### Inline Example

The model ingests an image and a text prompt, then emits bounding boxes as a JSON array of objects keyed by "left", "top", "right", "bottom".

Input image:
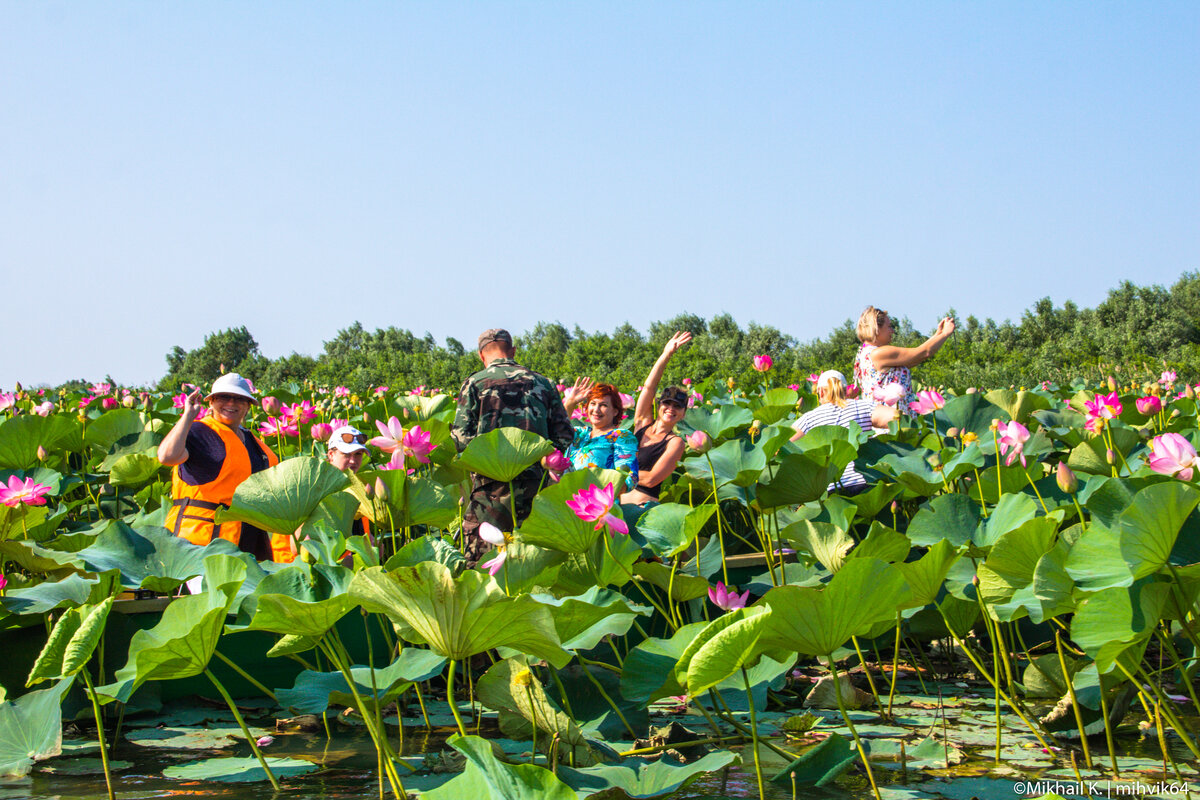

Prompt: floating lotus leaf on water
[
  {"left": 867, "top": 736, "right": 965, "bottom": 770},
  {"left": 423, "top": 735, "right": 577, "bottom": 800},
  {"left": 0, "top": 678, "right": 73, "bottom": 777},
  {"left": 556, "top": 750, "right": 737, "bottom": 798},
  {"left": 350, "top": 562, "right": 572, "bottom": 667},
  {"left": 532, "top": 587, "right": 650, "bottom": 651},
  {"left": 127, "top": 723, "right": 272, "bottom": 749},
  {"left": 37, "top": 757, "right": 132, "bottom": 775},
  {"left": 914, "top": 777, "right": 1022, "bottom": 800},
  {"left": 96, "top": 554, "right": 247, "bottom": 703},
  {"left": 275, "top": 648, "right": 446, "bottom": 715},
  {"left": 456, "top": 428, "right": 555, "bottom": 483},
  {"left": 218, "top": 457, "right": 350, "bottom": 535},
  {"left": 162, "top": 756, "right": 319, "bottom": 782}
]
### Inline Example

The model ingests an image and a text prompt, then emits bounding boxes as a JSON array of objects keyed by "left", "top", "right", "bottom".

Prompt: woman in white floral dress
[{"left": 853, "top": 307, "right": 956, "bottom": 415}]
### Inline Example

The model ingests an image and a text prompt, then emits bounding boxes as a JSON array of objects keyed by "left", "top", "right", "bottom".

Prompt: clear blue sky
[{"left": 3, "top": 2, "right": 1197, "bottom": 388}]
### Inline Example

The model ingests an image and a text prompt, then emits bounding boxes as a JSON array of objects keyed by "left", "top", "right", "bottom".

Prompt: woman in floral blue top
[{"left": 563, "top": 381, "right": 639, "bottom": 490}]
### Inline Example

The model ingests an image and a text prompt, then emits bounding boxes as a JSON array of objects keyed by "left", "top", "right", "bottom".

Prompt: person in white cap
[
  {"left": 326, "top": 424, "right": 368, "bottom": 472},
  {"left": 157, "top": 373, "right": 286, "bottom": 561},
  {"left": 790, "top": 370, "right": 896, "bottom": 496}
]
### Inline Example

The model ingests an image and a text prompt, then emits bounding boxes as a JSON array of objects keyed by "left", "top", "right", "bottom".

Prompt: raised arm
[
  {"left": 870, "top": 317, "right": 956, "bottom": 369},
  {"left": 157, "top": 388, "right": 203, "bottom": 466},
  {"left": 563, "top": 376, "right": 594, "bottom": 414},
  {"left": 634, "top": 331, "right": 692, "bottom": 429}
]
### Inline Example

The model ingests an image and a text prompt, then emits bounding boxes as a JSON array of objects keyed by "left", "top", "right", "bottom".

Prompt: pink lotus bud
[
  {"left": 1136, "top": 396, "right": 1162, "bottom": 415},
  {"left": 1056, "top": 462, "right": 1078, "bottom": 494},
  {"left": 1107, "top": 376, "right": 1117, "bottom": 393},
  {"left": 32, "top": 401, "right": 54, "bottom": 416},
  {"left": 37, "top": 446, "right": 48, "bottom": 461},
  {"left": 682, "top": 378, "right": 692, "bottom": 386},
  {"left": 752, "top": 355, "right": 773, "bottom": 372},
  {"left": 121, "top": 395, "right": 136, "bottom": 408},
  {"left": 256, "top": 736, "right": 274, "bottom": 747},
  {"left": 686, "top": 430, "right": 711, "bottom": 453},
  {"left": 542, "top": 450, "right": 571, "bottom": 472},
  {"left": 261, "top": 396, "right": 282, "bottom": 415},
  {"left": 374, "top": 477, "right": 389, "bottom": 502},
  {"left": 310, "top": 423, "right": 333, "bottom": 442},
  {"left": 844, "top": 383, "right": 860, "bottom": 399},
  {"left": 1106, "top": 448, "right": 1117, "bottom": 465},
  {"left": 945, "top": 427, "right": 960, "bottom": 438},
  {"left": 100, "top": 398, "right": 119, "bottom": 410}
]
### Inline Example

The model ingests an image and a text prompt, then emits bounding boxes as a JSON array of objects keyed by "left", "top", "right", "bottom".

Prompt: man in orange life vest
[{"left": 157, "top": 373, "right": 291, "bottom": 562}]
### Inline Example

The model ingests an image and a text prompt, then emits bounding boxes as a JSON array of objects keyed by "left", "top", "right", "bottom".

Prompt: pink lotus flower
[
  {"left": 259, "top": 417, "right": 299, "bottom": 437},
  {"left": 261, "top": 396, "right": 282, "bottom": 416},
  {"left": 570, "top": 407, "right": 586, "bottom": 420},
  {"left": 1147, "top": 433, "right": 1197, "bottom": 481},
  {"left": 282, "top": 401, "right": 316, "bottom": 425},
  {"left": 997, "top": 420, "right": 1031, "bottom": 467},
  {"left": 681, "top": 378, "right": 692, "bottom": 386},
  {"left": 369, "top": 416, "right": 405, "bottom": 452},
  {"left": 409, "top": 385, "right": 427, "bottom": 396},
  {"left": 688, "top": 391, "right": 703, "bottom": 408},
  {"left": 0, "top": 393, "right": 15, "bottom": 411},
  {"left": 788, "top": 384, "right": 801, "bottom": 391},
  {"left": 477, "top": 522, "right": 509, "bottom": 575},
  {"left": 542, "top": 450, "right": 571, "bottom": 472},
  {"left": 0, "top": 574, "right": 7, "bottom": 591},
  {"left": 329, "top": 417, "right": 349, "bottom": 430},
  {"left": 101, "top": 398, "right": 119, "bottom": 410},
  {"left": 686, "top": 430, "right": 712, "bottom": 453},
  {"left": 873, "top": 384, "right": 906, "bottom": 407},
  {"left": 402, "top": 425, "right": 435, "bottom": 464},
  {"left": 1084, "top": 391, "right": 1123, "bottom": 420},
  {"left": 33, "top": 401, "right": 54, "bottom": 416},
  {"left": 373, "top": 386, "right": 390, "bottom": 396},
  {"left": 78, "top": 396, "right": 95, "bottom": 409},
  {"left": 1136, "top": 396, "right": 1162, "bottom": 415},
  {"left": 90, "top": 382, "right": 112, "bottom": 395},
  {"left": 566, "top": 483, "right": 628, "bottom": 536},
  {"left": 752, "top": 355, "right": 773, "bottom": 372},
  {"left": 1084, "top": 414, "right": 1105, "bottom": 435},
  {"left": 845, "top": 383, "right": 860, "bottom": 399},
  {"left": 1161, "top": 370, "right": 1177, "bottom": 386},
  {"left": 1056, "top": 462, "right": 1078, "bottom": 494},
  {"left": 619, "top": 392, "right": 634, "bottom": 408},
  {"left": 908, "top": 390, "right": 946, "bottom": 416},
  {"left": 311, "top": 423, "right": 333, "bottom": 442},
  {"left": 808, "top": 373, "right": 820, "bottom": 385},
  {"left": 0, "top": 475, "right": 52, "bottom": 507},
  {"left": 378, "top": 451, "right": 415, "bottom": 473},
  {"left": 334, "top": 386, "right": 350, "bottom": 399},
  {"left": 708, "top": 581, "right": 749, "bottom": 611}
]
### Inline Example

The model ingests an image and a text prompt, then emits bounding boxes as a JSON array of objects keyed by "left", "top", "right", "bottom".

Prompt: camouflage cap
[
  {"left": 659, "top": 387, "right": 688, "bottom": 407},
  {"left": 477, "top": 328, "right": 514, "bottom": 350}
]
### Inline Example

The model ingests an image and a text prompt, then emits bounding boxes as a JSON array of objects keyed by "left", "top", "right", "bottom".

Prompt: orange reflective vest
[{"left": 165, "top": 417, "right": 294, "bottom": 563}]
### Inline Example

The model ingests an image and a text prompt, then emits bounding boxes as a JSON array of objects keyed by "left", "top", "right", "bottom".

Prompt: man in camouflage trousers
[{"left": 452, "top": 328, "right": 575, "bottom": 563}]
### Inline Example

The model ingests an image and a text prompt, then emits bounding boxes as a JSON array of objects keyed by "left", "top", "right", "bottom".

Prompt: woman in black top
[{"left": 621, "top": 331, "right": 691, "bottom": 506}]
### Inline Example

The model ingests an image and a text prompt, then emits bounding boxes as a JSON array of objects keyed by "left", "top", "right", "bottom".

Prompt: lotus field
[{"left": 1, "top": 372, "right": 1199, "bottom": 800}]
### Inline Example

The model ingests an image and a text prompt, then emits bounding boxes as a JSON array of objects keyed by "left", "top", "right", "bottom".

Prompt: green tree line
[{"left": 156, "top": 272, "right": 1200, "bottom": 394}]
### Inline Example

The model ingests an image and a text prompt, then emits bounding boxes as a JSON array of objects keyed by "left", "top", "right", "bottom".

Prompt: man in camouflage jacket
[{"left": 452, "top": 328, "right": 575, "bottom": 563}]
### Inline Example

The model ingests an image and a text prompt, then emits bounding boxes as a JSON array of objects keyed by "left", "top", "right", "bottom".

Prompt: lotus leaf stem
[
  {"left": 850, "top": 635, "right": 883, "bottom": 713},
  {"left": 828, "top": 656, "right": 882, "bottom": 800},
  {"left": 214, "top": 649, "right": 277, "bottom": 701},
  {"left": 577, "top": 658, "right": 636, "bottom": 739},
  {"left": 1118, "top": 661, "right": 1200, "bottom": 760},
  {"left": 702, "top": 451, "right": 729, "bottom": 585},
  {"left": 80, "top": 668, "right": 115, "bottom": 800},
  {"left": 1154, "top": 700, "right": 1188, "bottom": 785},
  {"left": 740, "top": 667, "right": 766, "bottom": 800},
  {"left": 1054, "top": 631, "right": 1092, "bottom": 768},
  {"left": 1154, "top": 627, "right": 1200, "bottom": 717},
  {"left": 446, "top": 659, "right": 469, "bottom": 738},
  {"left": 204, "top": 667, "right": 280, "bottom": 792},
  {"left": 618, "top": 734, "right": 742, "bottom": 757},
  {"left": 886, "top": 612, "right": 902, "bottom": 719}
]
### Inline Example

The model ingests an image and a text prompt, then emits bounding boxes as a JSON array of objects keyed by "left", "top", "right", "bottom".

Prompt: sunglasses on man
[{"left": 340, "top": 432, "right": 367, "bottom": 445}]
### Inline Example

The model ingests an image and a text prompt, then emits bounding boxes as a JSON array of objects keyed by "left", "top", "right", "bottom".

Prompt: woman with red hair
[{"left": 563, "top": 380, "right": 639, "bottom": 490}]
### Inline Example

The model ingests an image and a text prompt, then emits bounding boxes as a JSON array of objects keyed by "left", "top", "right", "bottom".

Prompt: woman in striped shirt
[{"left": 791, "top": 370, "right": 896, "bottom": 495}]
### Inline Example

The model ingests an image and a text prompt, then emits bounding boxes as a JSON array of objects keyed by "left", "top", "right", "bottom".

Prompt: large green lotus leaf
[
  {"left": 551, "top": 531, "right": 640, "bottom": 594},
  {"left": 486, "top": 536, "right": 568, "bottom": 595},
  {"left": 976, "top": 517, "right": 1058, "bottom": 608},
  {"left": 782, "top": 519, "right": 853, "bottom": 572},
  {"left": 424, "top": 734, "right": 577, "bottom": 800},
  {"left": 378, "top": 392, "right": 455, "bottom": 423},
  {"left": 771, "top": 731, "right": 857, "bottom": 787},
  {"left": 42, "top": 414, "right": 84, "bottom": 453},
  {"left": 0, "top": 415, "right": 50, "bottom": 470},
  {"left": 557, "top": 750, "right": 737, "bottom": 798},
  {"left": 456, "top": 428, "right": 555, "bottom": 483},
  {"left": 96, "top": 554, "right": 247, "bottom": 703},
  {"left": 275, "top": 648, "right": 446, "bottom": 714},
  {"left": 847, "top": 522, "right": 910, "bottom": 565},
  {"left": 28, "top": 597, "right": 114, "bottom": 685},
  {"left": 966, "top": 462, "right": 1048, "bottom": 505},
  {"left": 972, "top": 491, "right": 1039, "bottom": 548},
  {"left": 0, "top": 573, "right": 115, "bottom": 615},
  {"left": 1079, "top": 476, "right": 1150, "bottom": 527},
  {"left": 755, "top": 451, "right": 835, "bottom": 508},
  {"left": 620, "top": 622, "right": 705, "bottom": 703},
  {"left": 384, "top": 533, "right": 466, "bottom": 575},
  {"left": 0, "top": 678, "right": 74, "bottom": 777},
  {"left": 298, "top": 491, "right": 358, "bottom": 544},
  {"left": 475, "top": 658, "right": 596, "bottom": 766},
  {"left": 107, "top": 454, "right": 163, "bottom": 487},
  {"left": 84, "top": 409, "right": 148, "bottom": 453},
  {"left": 520, "top": 469, "right": 619, "bottom": 554},
  {"left": 685, "top": 607, "right": 774, "bottom": 697},
  {"left": 906, "top": 493, "right": 981, "bottom": 548},
  {"left": 844, "top": 481, "right": 903, "bottom": 522},
  {"left": 942, "top": 443, "right": 988, "bottom": 483},
  {"left": 380, "top": 475, "right": 459, "bottom": 528},
  {"left": 939, "top": 393, "right": 1008, "bottom": 438},
  {"left": 1115, "top": 480, "right": 1200, "bottom": 579},
  {"left": 532, "top": 587, "right": 651, "bottom": 651},
  {"left": 1029, "top": 541, "right": 1077, "bottom": 623},
  {"left": 631, "top": 561, "right": 711, "bottom": 602},
  {"left": 752, "top": 389, "right": 800, "bottom": 426},
  {"left": 1071, "top": 580, "right": 1170, "bottom": 674},
  {"left": 1064, "top": 521, "right": 1135, "bottom": 591},
  {"left": 673, "top": 607, "right": 760, "bottom": 689},
  {"left": 99, "top": 430, "right": 162, "bottom": 469},
  {"left": 985, "top": 389, "right": 1051, "bottom": 424},
  {"left": 682, "top": 404, "right": 755, "bottom": 439},
  {"left": 350, "top": 563, "right": 571, "bottom": 668},
  {"left": 633, "top": 502, "right": 716, "bottom": 558},
  {"left": 229, "top": 586, "right": 356, "bottom": 639},
  {"left": 762, "top": 558, "right": 909, "bottom": 656},
  {"left": 218, "top": 457, "right": 350, "bottom": 535},
  {"left": 682, "top": 438, "right": 766, "bottom": 488},
  {"left": 75, "top": 521, "right": 245, "bottom": 593},
  {"left": 897, "top": 540, "right": 960, "bottom": 609},
  {"left": 871, "top": 449, "right": 945, "bottom": 496},
  {"left": 162, "top": 757, "right": 318, "bottom": 783},
  {"left": 1067, "top": 427, "right": 1141, "bottom": 475}
]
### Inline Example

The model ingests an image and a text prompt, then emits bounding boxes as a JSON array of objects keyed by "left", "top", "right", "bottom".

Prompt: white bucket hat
[
  {"left": 328, "top": 425, "right": 368, "bottom": 454},
  {"left": 817, "top": 370, "right": 847, "bottom": 390},
  {"left": 204, "top": 373, "right": 256, "bottom": 402}
]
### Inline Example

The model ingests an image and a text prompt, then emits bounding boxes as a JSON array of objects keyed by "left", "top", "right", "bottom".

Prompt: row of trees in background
[{"left": 151, "top": 273, "right": 1200, "bottom": 394}]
